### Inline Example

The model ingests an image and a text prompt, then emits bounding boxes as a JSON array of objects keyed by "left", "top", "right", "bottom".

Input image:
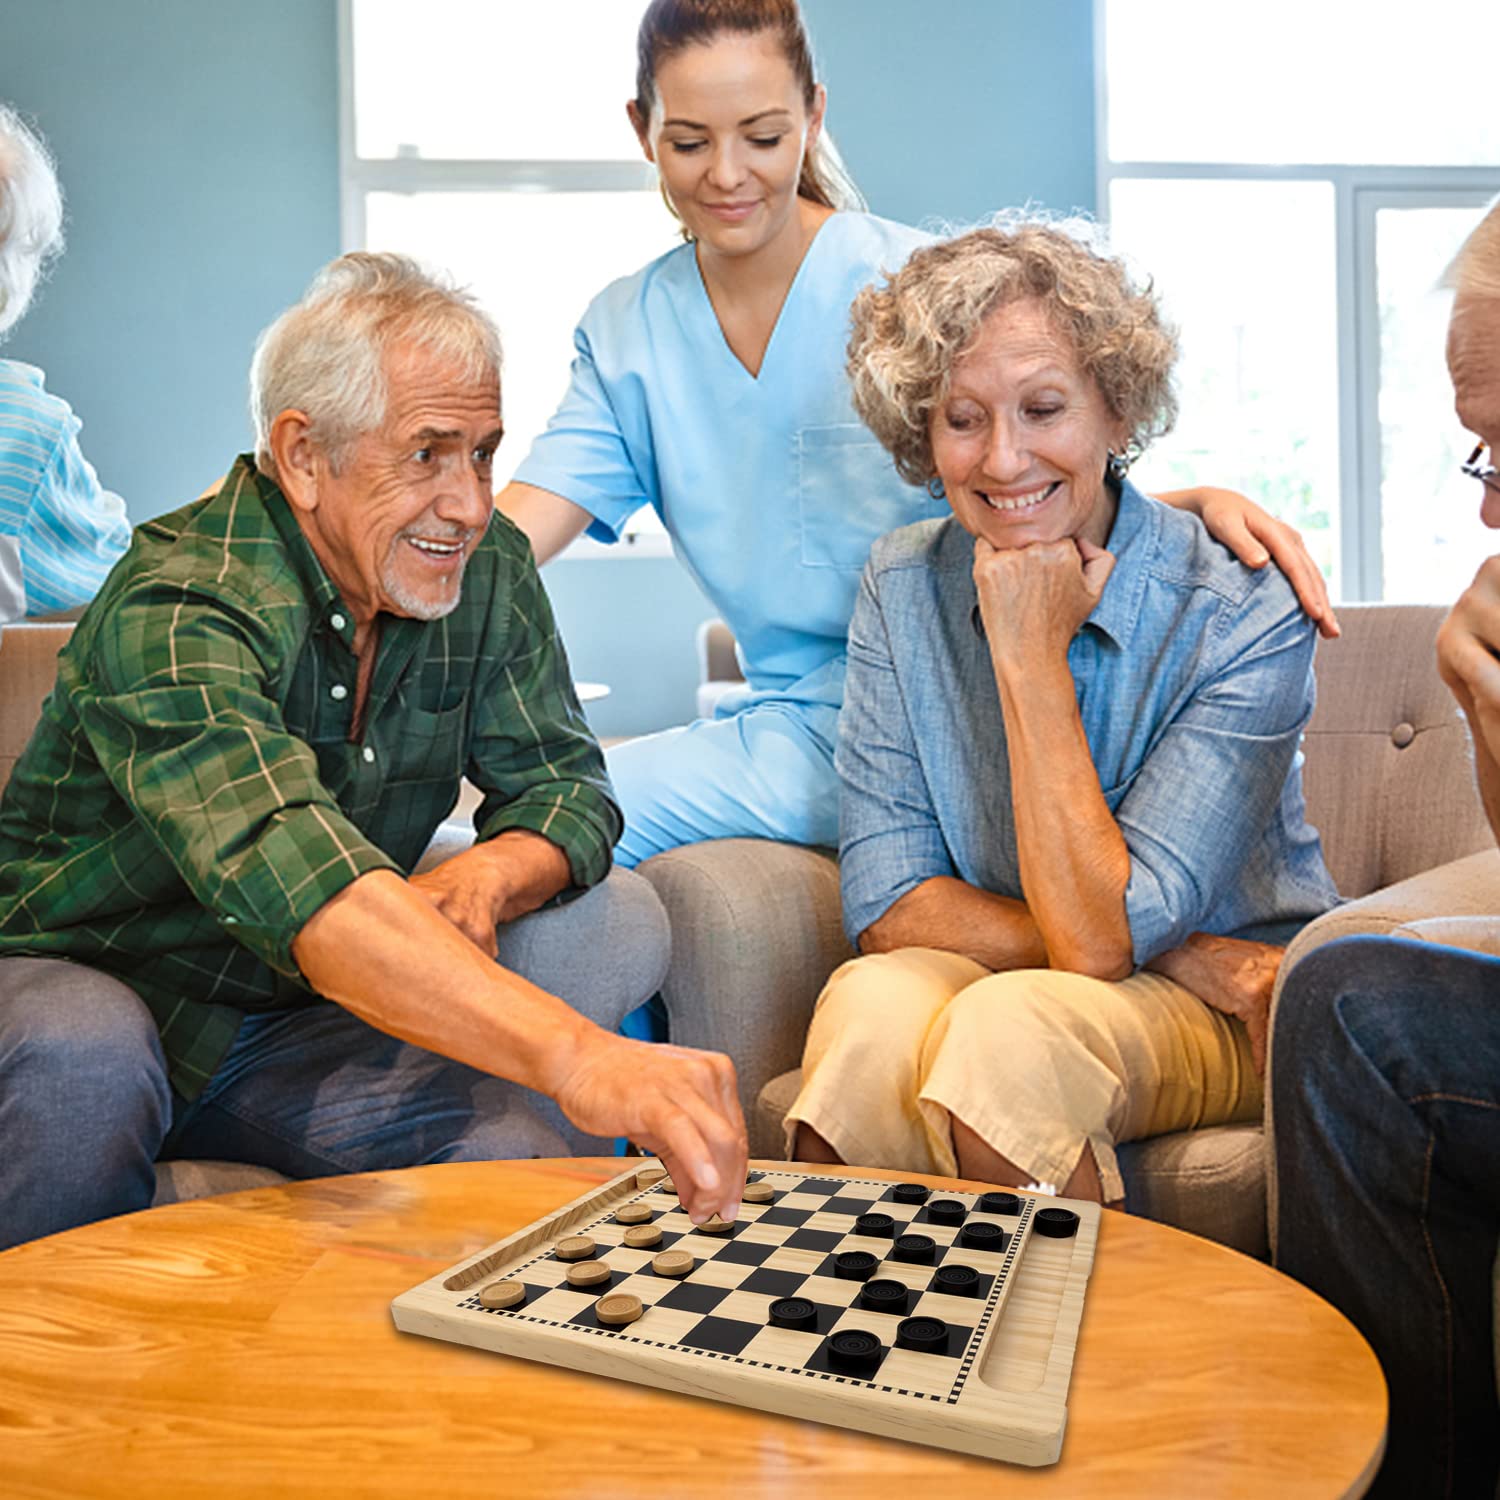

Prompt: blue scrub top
[{"left": 513, "top": 211, "right": 945, "bottom": 718}]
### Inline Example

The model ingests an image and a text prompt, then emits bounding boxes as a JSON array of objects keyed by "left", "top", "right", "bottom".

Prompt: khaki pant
[{"left": 784, "top": 947, "right": 1261, "bottom": 1205}]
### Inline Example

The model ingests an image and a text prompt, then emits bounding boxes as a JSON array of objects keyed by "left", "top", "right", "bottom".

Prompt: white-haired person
[
  {"left": 499, "top": 0, "right": 1338, "bottom": 873},
  {"left": 1274, "top": 198, "right": 1500, "bottom": 1500},
  {"left": 0, "top": 103, "right": 129, "bottom": 623},
  {"left": 0, "top": 252, "right": 747, "bottom": 1250},
  {"left": 784, "top": 219, "right": 1340, "bottom": 1210}
]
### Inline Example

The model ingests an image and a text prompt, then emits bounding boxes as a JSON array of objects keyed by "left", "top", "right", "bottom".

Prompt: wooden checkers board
[{"left": 391, "top": 1164, "right": 1100, "bottom": 1465}]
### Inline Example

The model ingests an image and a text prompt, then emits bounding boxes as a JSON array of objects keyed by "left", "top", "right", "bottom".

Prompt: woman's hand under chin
[{"left": 972, "top": 533, "right": 1116, "bottom": 664}]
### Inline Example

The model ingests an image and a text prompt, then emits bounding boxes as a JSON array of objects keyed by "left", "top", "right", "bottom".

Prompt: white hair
[
  {"left": 1442, "top": 195, "right": 1500, "bottom": 301},
  {"left": 0, "top": 103, "right": 65, "bottom": 340},
  {"left": 249, "top": 252, "right": 503, "bottom": 477}
]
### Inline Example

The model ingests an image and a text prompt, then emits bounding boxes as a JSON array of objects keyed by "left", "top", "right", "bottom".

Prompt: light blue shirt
[
  {"left": 837, "top": 480, "right": 1341, "bottom": 961},
  {"left": 0, "top": 360, "right": 130, "bottom": 623},
  {"left": 513, "top": 212, "right": 946, "bottom": 742}
]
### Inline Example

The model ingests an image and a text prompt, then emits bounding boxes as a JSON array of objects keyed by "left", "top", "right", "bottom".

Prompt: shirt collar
[
  {"left": 233, "top": 454, "right": 357, "bottom": 649},
  {"left": 960, "top": 477, "right": 1156, "bottom": 650},
  {"left": 1083, "top": 477, "right": 1155, "bottom": 650}
]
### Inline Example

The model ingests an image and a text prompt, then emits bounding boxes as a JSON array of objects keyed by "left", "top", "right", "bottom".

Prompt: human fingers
[
  {"left": 1246, "top": 513, "right": 1339, "bottom": 638},
  {"left": 632, "top": 1050, "right": 745, "bottom": 1221},
  {"left": 1440, "top": 628, "right": 1500, "bottom": 712},
  {"left": 1075, "top": 537, "right": 1116, "bottom": 597},
  {"left": 409, "top": 870, "right": 500, "bottom": 958}
]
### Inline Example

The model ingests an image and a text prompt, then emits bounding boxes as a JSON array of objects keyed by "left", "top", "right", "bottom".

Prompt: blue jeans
[
  {"left": 1273, "top": 936, "right": 1500, "bottom": 1500},
  {"left": 0, "top": 869, "right": 668, "bottom": 1251}
]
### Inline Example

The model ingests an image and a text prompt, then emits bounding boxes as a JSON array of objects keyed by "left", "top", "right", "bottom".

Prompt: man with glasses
[{"left": 1273, "top": 199, "right": 1500, "bottom": 1500}]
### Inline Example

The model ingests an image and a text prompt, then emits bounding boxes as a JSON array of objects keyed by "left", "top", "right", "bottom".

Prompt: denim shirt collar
[{"left": 959, "top": 476, "right": 1156, "bottom": 651}]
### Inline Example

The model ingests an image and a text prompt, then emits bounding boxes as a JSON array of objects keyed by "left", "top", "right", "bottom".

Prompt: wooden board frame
[{"left": 392, "top": 1164, "right": 1100, "bottom": 1466}]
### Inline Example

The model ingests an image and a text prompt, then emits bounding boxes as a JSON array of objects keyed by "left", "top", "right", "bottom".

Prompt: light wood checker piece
[
  {"left": 0, "top": 1158, "right": 1386, "bottom": 1498},
  {"left": 395, "top": 1164, "right": 1098, "bottom": 1464}
]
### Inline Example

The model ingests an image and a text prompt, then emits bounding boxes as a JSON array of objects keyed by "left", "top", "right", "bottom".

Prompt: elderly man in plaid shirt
[{"left": 0, "top": 254, "right": 747, "bottom": 1248}]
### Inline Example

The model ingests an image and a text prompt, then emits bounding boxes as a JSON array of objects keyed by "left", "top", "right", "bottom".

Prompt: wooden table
[{"left": 0, "top": 1158, "right": 1385, "bottom": 1499}]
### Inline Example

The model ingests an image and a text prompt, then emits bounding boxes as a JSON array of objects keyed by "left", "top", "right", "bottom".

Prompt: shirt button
[
  {"left": 331, "top": 613, "right": 346, "bottom": 631},
  {"left": 1391, "top": 721, "right": 1416, "bottom": 749},
  {"left": 362, "top": 746, "right": 376, "bottom": 764},
  {"left": 330, "top": 684, "right": 348, "bottom": 701}
]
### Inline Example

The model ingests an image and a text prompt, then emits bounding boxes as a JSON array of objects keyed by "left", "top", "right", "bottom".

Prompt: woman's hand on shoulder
[
  {"left": 972, "top": 534, "right": 1114, "bottom": 664},
  {"left": 1158, "top": 486, "right": 1339, "bottom": 640}
]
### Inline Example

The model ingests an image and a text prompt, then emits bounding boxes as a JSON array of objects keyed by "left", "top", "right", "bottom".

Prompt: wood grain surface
[{"left": 0, "top": 1158, "right": 1386, "bottom": 1499}]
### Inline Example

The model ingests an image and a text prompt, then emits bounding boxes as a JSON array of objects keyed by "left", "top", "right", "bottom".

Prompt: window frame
[
  {"left": 336, "top": 0, "right": 673, "bottom": 560},
  {"left": 1092, "top": 0, "right": 1500, "bottom": 600}
]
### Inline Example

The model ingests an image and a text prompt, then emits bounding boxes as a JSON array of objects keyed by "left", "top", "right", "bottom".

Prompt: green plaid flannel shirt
[{"left": 0, "top": 457, "right": 620, "bottom": 1100}]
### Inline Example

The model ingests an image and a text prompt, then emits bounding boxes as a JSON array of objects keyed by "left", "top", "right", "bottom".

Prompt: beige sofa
[
  {"left": 638, "top": 604, "right": 1500, "bottom": 1259},
  {"left": 1, "top": 622, "right": 289, "bottom": 1204}
]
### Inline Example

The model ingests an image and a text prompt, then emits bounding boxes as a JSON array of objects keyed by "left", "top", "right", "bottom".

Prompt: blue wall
[
  {"left": 2, "top": 0, "right": 1095, "bottom": 738},
  {"left": 804, "top": 0, "right": 1097, "bottom": 228},
  {"left": 0, "top": 0, "right": 340, "bottom": 515}
]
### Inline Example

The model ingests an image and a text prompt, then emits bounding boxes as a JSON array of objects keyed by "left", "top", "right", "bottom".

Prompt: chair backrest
[
  {"left": 1303, "top": 603, "right": 1491, "bottom": 898},
  {"left": 0, "top": 622, "right": 70, "bottom": 797}
]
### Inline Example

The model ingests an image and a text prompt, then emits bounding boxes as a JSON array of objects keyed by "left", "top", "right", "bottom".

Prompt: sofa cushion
[{"left": 151, "top": 1159, "right": 288, "bottom": 1206}]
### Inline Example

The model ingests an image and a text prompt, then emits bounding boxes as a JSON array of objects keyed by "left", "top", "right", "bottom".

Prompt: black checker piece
[
  {"left": 958, "top": 1221, "right": 1008, "bottom": 1253},
  {"left": 740, "top": 1267, "right": 812, "bottom": 1299},
  {"left": 891, "top": 1232, "right": 936, "bottom": 1264},
  {"left": 1035, "top": 1206, "right": 1081, "bottom": 1237},
  {"left": 832, "top": 1250, "right": 880, "bottom": 1281},
  {"left": 980, "top": 1191, "right": 1022, "bottom": 1215},
  {"left": 768, "top": 1297, "right": 818, "bottom": 1331},
  {"left": 924, "top": 1198, "right": 966, "bottom": 1226},
  {"left": 852, "top": 1212, "right": 896, "bottom": 1239},
  {"left": 928, "top": 1265, "right": 995, "bottom": 1301},
  {"left": 859, "top": 1278, "right": 910, "bottom": 1316},
  {"left": 657, "top": 1280, "right": 732, "bottom": 1315},
  {"left": 896, "top": 1316, "right": 953, "bottom": 1355},
  {"left": 808, "top": 1328, "right": 889, "bottom": 1379},
  {"left": 889, "top": 1183, "right": 930, "bottom": 1205},
  {"left": 679, "top": 1315, "right": 762, "bottom": 1356}
]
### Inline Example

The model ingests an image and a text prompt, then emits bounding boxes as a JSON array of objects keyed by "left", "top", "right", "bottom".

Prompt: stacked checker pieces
[{"left": 447, "top": 1166, "right": 1079, "bottom": 1403}]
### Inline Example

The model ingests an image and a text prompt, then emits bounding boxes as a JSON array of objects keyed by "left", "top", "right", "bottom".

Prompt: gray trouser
[{"left": 0, "top": 869, "right": 668, "bottom": 1251}]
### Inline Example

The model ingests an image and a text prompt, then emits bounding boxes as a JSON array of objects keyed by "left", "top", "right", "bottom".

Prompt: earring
[
  {"left": 1106, "top": 450, "right": 1133, "bottom": 481},
  {"left": 926, "top": 476, "right": 946, "bottom": 501}
]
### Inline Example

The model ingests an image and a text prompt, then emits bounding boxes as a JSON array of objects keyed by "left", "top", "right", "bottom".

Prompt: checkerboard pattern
[{"left": 456, "top": 1171, "right": 1032, "bottom": 1402}]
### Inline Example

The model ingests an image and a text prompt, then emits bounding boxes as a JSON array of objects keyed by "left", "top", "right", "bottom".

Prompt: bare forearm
[
  {"left": 994, "top": 657, "right": 1133, "bottom": 977},
  {"left": 496, "top": 481, "right": 592, "bottom": 565},
  {"left": 859, "top": 876, "right": 1047, "bottom": 971},
  {"left": 292, "top": 869, "right": 592, "bottom": 1093}
]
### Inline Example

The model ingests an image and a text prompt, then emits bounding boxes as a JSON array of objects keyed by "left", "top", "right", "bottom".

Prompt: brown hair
[
  {"left": 848, "top": 215, "right": 1179, "bottom": 486},
  {"left": 634, "top": 0, "right": 863, "bottom": 217}
]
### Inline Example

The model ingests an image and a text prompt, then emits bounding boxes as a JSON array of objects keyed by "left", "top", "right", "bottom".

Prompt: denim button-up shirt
[{"left": 836, "top": 480, "right": 1340, "bottom": 963}]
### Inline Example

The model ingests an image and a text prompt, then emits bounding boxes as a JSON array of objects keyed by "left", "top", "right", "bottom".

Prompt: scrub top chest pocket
[{"left": 797, "top": 423, "right": 943, "bottom": 571}]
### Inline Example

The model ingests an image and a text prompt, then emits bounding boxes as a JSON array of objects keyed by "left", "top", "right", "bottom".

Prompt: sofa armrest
[
  {"left": 1276, "top": 848, "right": 1500, "bottom": 987},
  {"left": 637, "top": 839, "right": 852, "bottom": 1156},
  {"left": 1266, "top": 846, "right": 1500, "bottom": 1247}
]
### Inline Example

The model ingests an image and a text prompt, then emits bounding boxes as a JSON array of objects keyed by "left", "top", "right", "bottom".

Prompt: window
[
  {"left": 1098, "top": 0, "right": 1500, "bottom": 601},
  {"left": 341, "top": 0, "right": 676, "bottom": 553}
]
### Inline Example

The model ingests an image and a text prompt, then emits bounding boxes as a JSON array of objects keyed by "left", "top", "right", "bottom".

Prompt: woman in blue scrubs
[{"left": 499, "top": 0, "right": 1335, "bottom": 868}]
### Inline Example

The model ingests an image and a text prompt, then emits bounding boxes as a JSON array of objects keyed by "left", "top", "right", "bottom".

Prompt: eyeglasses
[{"left": 1462, "top": 442, "right": 1500, "bottom": 495}]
